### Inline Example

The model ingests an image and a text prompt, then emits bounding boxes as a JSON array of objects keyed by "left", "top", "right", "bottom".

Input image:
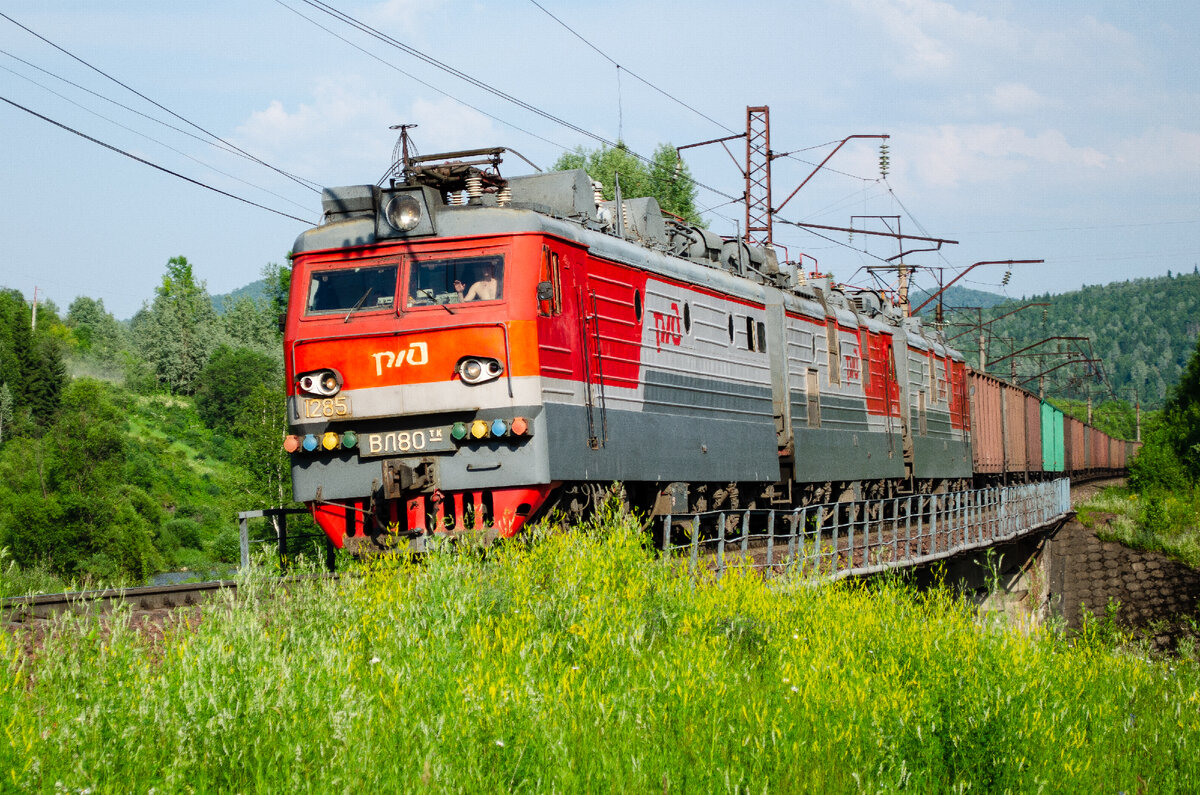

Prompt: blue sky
[{"left": 2, "top": 0, "right": 1197, "bottom": 319}]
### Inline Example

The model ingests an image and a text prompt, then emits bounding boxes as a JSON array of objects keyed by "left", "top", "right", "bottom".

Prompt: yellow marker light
[
  {"left": 471, "top": 420, "right": 489, "bottom": 439},
  {"left": 322, "top": 432, "right": 340, "bottom": 450}
]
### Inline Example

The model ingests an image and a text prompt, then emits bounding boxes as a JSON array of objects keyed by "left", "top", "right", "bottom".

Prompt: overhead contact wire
[
  {"left": 0, "top": 61, "right": 314, "bottom": 214},
  {"left": 271, "top": 0, "right": 570, "bottom": 153},
  {"left": 526, "top": 0, "right": 737, "bottom": 136},
  {"left": 0, "top": 94, "right": 312, "bottom": 224},
  {"left": 0, "top": 10, "right": 323, "bottom": 194}
]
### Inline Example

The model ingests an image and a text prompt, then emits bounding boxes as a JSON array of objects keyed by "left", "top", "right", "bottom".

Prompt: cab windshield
[
  {"left": 407, "top": 255, "right": 504, "bottom": 308},
  {"left": 306, "top": 265, "right": 397, "bottom": 314}
]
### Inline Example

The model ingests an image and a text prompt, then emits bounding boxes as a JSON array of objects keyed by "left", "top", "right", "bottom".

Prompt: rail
[{"left": 656, "top": 478, "right": 1071, "bottom": 580}]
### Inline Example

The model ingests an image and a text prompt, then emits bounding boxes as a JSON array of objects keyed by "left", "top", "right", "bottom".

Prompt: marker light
[
  {"left": 510, "top": 417, "right": 529, "bottom": 436},
  {"left": 471, "top": 420, "right": 489, "bottom": 439},
  {"left": 490, "top": 418, "right": 508, "bottom": 437},
  {"left": 302, "top": 434, "right": 319, "bottom": 452},
  {"left": 384, "top": 193, "right": 422, "bottom": 232},
  {"left": 284, "top": 435, "right": 301, "bottom": 453},
  {"left": 341, "top": 431, "right": 358, "bottom": 449},
  {"left": 451, "top": 421, "right": 468, "bottom": 441},
  {"left": 322, "top": 432, "right": 340, "bottom": 451}
]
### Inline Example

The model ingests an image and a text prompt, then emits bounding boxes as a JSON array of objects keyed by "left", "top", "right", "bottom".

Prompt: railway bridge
[{"left": 654, "top": 478, "right": 1080, "bottom": 622}]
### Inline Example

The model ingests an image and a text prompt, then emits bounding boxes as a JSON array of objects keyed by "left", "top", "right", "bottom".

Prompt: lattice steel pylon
[{"left": 745, "top": 106, "right": 772, "bottom": 246}]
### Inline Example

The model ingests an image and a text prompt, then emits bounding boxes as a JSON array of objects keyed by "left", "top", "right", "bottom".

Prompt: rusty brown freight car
[
  {"left": 969, "top": 371, "right": 1005, "bottom": 473},
  {"left": 1064, "top": 415, "right": 1086, "bottom": 475},
  {"left": 1024, "top": 392, "right": 1043, "bottom": 472},
  {"left": 1004, "top": 385, "right": 1028, "bottom": 472}
]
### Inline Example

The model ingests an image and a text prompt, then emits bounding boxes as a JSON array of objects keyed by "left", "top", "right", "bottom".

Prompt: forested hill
[{"left": 937, "top": 270, "right": 1199, "bottom": 409}]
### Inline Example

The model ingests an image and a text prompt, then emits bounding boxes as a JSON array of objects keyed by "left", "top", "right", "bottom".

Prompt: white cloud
[
  {"left": 989, "top": 82, "right": 1048, "bottom": 115},
  {"left": 1110, "top": 126, "right": 1200, "bottom": 175},
  {"left": 898, "top": 124, "right": 1110, "bottom": 188},
  {"left": 840, "top": 0, "right": 1017, "bottom": 76},
  {"left": 234, "top": 78, "right": 501, "bottom": 185}
]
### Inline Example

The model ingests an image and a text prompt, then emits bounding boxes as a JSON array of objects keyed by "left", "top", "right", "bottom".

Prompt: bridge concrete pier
[{"left": 904, "top": 521, "right": 1061, "bottom": 626}]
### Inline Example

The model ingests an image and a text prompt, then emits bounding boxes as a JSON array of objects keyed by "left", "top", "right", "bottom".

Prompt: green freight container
[{"left": 1041, "top": 402, "right": 1065, "bottom": 472}]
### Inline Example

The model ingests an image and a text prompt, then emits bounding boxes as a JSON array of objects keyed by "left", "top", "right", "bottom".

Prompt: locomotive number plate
[
  {"left": 303, "top": 396, "right": 351, "bottom": 419},
  {"left": 359, "top": 427, "right": 454, "bottom": 457}
]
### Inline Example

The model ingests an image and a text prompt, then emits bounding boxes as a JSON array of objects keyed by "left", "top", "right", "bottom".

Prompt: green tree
[
  {"left": 66, "top": 296, "right": 125, "bottom": 360},
  {"left": 1163, "top": 331, "right": 1200, "bottom": 481},
  {"left": 217, "top": 296, "right": 284, "bottom": 366},
  {"left": 263, "top": 260, "right": 292, "bottom": 321},
  {"left": 0, "top": 383, "right": 12, "bottom": 443},
  {"left": 194, "top": 345, "right": 279, "bottom": 432},
  {"left": 552, "top": 142, "right": 703, "bottom": 225},
  {"left": 134, "top": 256, "right": 217, "bottom": 394},
  {"left": 0, "top": 379, "right": 160, "bottom": 580},
  {"left": 234, "top": 382, "right": 291, "bottom": 505},
  {"left": 0, "top": 288, "right": 66, "bottom": 428}
]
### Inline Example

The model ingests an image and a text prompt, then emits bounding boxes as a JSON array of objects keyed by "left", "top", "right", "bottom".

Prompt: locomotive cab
[{"left": 285, "top": 165, "right": 562, "bottom": 548}]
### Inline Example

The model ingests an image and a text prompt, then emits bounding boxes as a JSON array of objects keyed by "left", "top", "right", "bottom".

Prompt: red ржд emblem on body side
[{"left": 652, "top": 302, "right": 682, "bottom": 352}]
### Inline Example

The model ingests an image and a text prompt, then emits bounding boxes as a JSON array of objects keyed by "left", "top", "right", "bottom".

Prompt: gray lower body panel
[
  {"left": 912, "top": 436, "right": 973, "bottom": 479},
  {"left": 543, "top": 402, "right": 781, "bottom": 483},
  {"left": 792, "top": 427, "right": 905, "bottom": 482}
]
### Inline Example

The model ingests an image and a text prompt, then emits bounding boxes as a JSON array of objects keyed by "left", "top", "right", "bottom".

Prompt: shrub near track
[{"left": 3, "top": 511, "right": 1200, "bottom": 792}]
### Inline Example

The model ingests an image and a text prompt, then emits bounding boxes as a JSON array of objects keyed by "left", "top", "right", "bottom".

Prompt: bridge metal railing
[
  {"left": 237, "top": 508, "right": 333, "bottom": 571},
  {"left": 656, "top": 478, "right": 1070, "bottom": 581}
]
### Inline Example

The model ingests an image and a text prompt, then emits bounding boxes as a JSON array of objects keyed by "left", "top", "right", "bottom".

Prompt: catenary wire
[
  {"left": 527, "top": 0, "right": 738, "bottom": 136},
  {"left": 0, "top": 94, "right": 313, "bottom": 224},
  {"left": 271, "top": 0, "right": 572, "bottom": 155},
  {"left": 0, "top": 61, "right": 315, "bottom": 214},
  {"left": 0, "top": 10, "right": 323, "bottom": 194},
  {"left": 290, "top": 0, "right": 880, "bottom": 233}
]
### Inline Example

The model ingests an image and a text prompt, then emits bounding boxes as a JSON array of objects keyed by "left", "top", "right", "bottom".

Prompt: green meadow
[{"left": 4, "top": 509, "right": 1199, "bottom": 793}]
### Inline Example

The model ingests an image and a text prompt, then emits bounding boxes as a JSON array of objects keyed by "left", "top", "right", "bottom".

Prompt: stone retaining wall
[{"left": 1047, "top": 519, "right": 1200, "bottom": 631}]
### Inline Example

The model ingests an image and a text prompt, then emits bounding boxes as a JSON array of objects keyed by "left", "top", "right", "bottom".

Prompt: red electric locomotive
[{"left": 283, "top": 147, "right": 1115, "bottom": 552}]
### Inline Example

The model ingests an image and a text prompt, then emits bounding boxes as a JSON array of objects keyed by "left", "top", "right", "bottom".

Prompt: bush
[
  {"left": 1129, "top": 432, "right": 1191, "bottom": 492},
  {"left": 206, "top": 525, "right": 242, "bottom": 564},
  {"left": 166, "top": 517, "right": 204, "bottom": 550}
]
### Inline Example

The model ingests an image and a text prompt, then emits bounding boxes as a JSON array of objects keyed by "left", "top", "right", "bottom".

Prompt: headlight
[
  {"left": 457, "top": 357, "right": 503, "bottom": 385},
  {"left": 384, "top": 194, "right": 422, "bottom": 232},
  {"left": 297, "top": 369, "right": 342, "bottom": 396}
]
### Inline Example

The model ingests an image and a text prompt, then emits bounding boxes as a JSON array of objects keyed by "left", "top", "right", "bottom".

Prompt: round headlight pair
[
  {"left": 457, "top": 357, "right": 503, "bottom": 385},
  {"left": 297, "top": 369, "right": 341, "bottom": 396},
  {"left": 385, "top": 194, "right": 422, "bottom": 232}
]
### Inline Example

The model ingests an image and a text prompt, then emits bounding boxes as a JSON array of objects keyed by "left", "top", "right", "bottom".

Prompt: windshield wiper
[{"left": 343, "top": 287, "right": 374, "bottom": 323}]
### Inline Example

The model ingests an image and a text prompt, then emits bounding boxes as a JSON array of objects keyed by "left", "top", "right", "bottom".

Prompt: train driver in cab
[{"left": 454, "top": 263, "right": 498, "bottom": 302}]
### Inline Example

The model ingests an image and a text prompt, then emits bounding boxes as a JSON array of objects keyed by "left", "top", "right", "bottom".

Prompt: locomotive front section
[{"left": 285, "top": 181, "right": 553, "bottom": 548}]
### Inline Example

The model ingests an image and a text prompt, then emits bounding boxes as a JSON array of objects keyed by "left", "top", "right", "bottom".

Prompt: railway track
[
  {"left": 2, "top": 478, "right": 1124, "bottom": 625},
  {"left": 2, "top": 580, "right": 236, "bottom": 623}
]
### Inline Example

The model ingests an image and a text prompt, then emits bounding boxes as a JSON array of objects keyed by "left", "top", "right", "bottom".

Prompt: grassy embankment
[
  {"left": 4, "top": 507, "right": 1200, "bottom": 792},
  {"left": 0, "top": 389, "right": 278, "bottom": 596},
  {"left": 1079, "top": 486, "right": 1200, "bottom": 568}
]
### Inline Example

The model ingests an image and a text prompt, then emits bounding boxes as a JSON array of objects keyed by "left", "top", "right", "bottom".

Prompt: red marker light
[
  {"left": 284, "top": 435, "right": 301, "bottom": 453},
  {"left": 510, "top": 417, "right": 529, "bottom": 436}
]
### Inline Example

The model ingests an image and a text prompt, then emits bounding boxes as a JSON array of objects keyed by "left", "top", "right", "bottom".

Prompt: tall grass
[{"left": 3, "top": 511, "right": 1199, "bottom": 792}]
